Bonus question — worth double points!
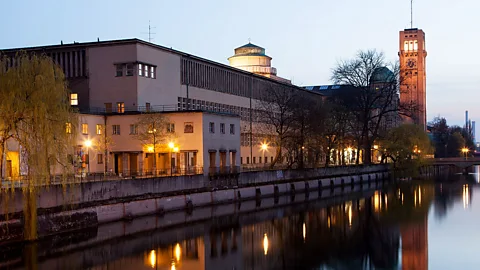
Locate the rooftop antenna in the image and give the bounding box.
[248,38,251,43]
[142,20,156,42]
[410,0,414,28]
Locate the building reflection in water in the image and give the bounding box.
[60,182,445,270]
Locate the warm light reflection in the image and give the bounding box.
[327,216,331,228]
[373,145,379,149]
[463,185,469,209]
[418,187,422,205]
[384,194,388,210]
[302,223,306,241]
[175,243,181,261]
[348,206,352,227]
[263,233,269,255]
[373,191,380,212]
[149,250,156,268]
[171,261,176,270]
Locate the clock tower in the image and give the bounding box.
[399,28,427,128]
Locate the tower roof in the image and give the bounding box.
[371,67,395,84]
[230,42,270,59]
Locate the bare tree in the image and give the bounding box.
[331,50,413,164]
[256,85,299,167]
[134,113,170,174]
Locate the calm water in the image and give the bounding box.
[4,172,480,270]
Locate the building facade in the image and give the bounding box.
[1,39,322,175]
[399,28,427,128]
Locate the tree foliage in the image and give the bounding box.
[382,124,433,167]
[429,116,474,157]
[0,52,77,241]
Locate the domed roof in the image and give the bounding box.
[371,67,395,84]
[236,42,264,50]
[230,42,270,58]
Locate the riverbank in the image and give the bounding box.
[0,164,390,244]
[1,180,389,270]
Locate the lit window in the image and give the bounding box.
[70,93,78,106]
[230,124,235,134]
[409,41,413,51]
[129,124,138,135]
[116,64,123,77]
[117,102,125,113]
[126,64,134,76]
[138,64,143,76]
[97,154,103,164]
[144,65,149,78]
[413,40,418,51]
[167,123,175,133]
[404,41,409,51]
[209,122,215,133]
[66,122,72,134]
[96,124,102,135]
[150,66,155,79]
[82,123,88,134]
[112,125,120,135]
[220,123,225,134]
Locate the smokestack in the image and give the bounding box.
[466,110,469,131]
[473,121,476,143]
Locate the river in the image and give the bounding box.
[2,170,480,270]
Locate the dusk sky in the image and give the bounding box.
[1,0,479,133]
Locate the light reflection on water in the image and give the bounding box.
[6,169,480,270]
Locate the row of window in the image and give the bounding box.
[115,63,156,79]
[71,122,235,135]
[240,156,274,164]
[181,57,296,101]
[403,40,419,52]
[177,97,266,122]
[208,122,235,134]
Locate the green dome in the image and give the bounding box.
[371,67,395,84]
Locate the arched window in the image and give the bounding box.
[404,41,409,51]
[409,41,414,51]
[414,40,418,51]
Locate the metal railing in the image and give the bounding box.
[79,104,179,115]
[0,166,204,187]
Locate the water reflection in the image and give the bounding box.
[6,173,480,270]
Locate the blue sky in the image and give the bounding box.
[1,0,479,132]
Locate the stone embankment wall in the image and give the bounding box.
[0,164,390,243]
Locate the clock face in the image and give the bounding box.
[407,58,417,68]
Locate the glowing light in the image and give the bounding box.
[327,216,331,228]
[373,145,379,150]
[168,142,175,149]
[303,223,306,241]
[418,187,422,206]
[348,206,352,227]
[263,233,269,255]
[147,146,154,153]
[149,250,156,268]
[463,185,469,209]
[171,261,176,270]
[84,139,92,148]
[347,147,352,152]
[175,243,181,262]
[173,147,179,153]
[261,143,268,151]
[373,191,380,212]
[462,148,469,153]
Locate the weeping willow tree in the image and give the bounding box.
[0,53,77,241]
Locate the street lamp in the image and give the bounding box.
[84,139,92,174]
[462,147,469,160]
[260,143,268,166]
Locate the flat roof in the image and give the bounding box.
[1,39,323,97]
